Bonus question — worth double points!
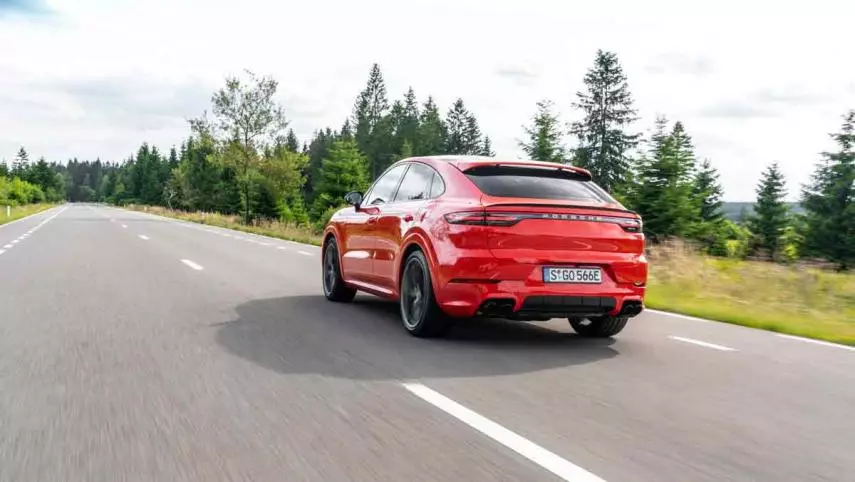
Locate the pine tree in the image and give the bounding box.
[352,63,390,178]
[692,158,724,223]
[445,99,481,154]
[481,136,495,157]
[339,119,353,139]
[12,147,28,178]
[801,110,855,269]
[0,160,9,178]
[311,138,370,219]
[285,129,300,152]
[400,139,414,159]
[416,96,446,155]
[519,99,565,162]
[749,162,790,258]
[570,50,640,192]
[628,117,699,240]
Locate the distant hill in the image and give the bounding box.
[721,202,804,221]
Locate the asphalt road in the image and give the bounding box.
[1,204,853,482]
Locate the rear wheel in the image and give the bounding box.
[569,315,629,337]
[322,238,356,302]
[399,250,449,337]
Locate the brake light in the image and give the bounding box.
[445,210,642,231]
[444,211,522,226]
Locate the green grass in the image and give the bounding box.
[122,205,855,346]
[123,204,324,246]
[646,241,855,346]
[0,203,58,226]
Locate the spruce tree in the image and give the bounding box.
[12,147,28,178]
[629,117,699,240]
[801,110,855,269]
[749,162,790,258]
[692,158,724,223]
[481,136,495,157]
[416,96,446,155]
[285,129,300,152]
[519,99,565,162]
[352,63,390,178]
[311,138,370,219]
[570,50,640,192]
[445,99,481,155]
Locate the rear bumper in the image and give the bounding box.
[437,280,645,320]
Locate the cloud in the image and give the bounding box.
[0,0,49,16]
[494,65,539,86]
[645,53,713,76]
[697,102,777,119]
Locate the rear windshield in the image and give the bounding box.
[464,165,618,204]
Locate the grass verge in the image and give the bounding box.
[120,205,855,346]
[123,204,324,246]
[647,241,855,346]
[0,203,58,226]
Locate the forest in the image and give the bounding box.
[2,50,854,269]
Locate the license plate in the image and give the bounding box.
[543,267,602,284]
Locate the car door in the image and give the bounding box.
[373,162,438,290]
[351,163,409,289]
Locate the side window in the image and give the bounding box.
[429,172,445,198]
[394,163,436,202]
[364,164,408,206]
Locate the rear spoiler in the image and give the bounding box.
[483,202,639,216]
[458,161,592,181]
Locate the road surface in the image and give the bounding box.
[1,204,853,481]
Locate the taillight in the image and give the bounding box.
[444,211,522,226]
[445,210,643,231]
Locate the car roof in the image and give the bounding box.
[401,155,592,180]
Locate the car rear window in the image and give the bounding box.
[464,165,618,203]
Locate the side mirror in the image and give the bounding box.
[344,191,363,209]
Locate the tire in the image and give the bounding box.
[399,250,449,337]
[322,238,357,302]
[569,315,629,337]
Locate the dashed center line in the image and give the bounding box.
[0,249,5,255]
[181,259,204,271]
[11,240,19,244]
[403,383,607,482]
[297,250,313,256]
[138,235,150,241]
[3,244,12,249]
[122,224,128,228]
[668,336,735,352]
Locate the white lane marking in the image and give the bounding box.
[138,235,150,241]
[776,334,855,352]
[647,309,710,323]
[668,336,735,352]
[11,240,19,244]
[122,224,128,228]
[181,259,204,271]
[3,244,12,249]
[403,383,607,482]
[276,246,287,250]
[0,249,5,255]
[20,234,29,238]
[297,250,313,256]
[258,242,273,246]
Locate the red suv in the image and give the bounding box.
[321,156,647,338]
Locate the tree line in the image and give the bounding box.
[2,51,853,268]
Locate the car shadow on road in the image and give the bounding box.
[215,294,621,381]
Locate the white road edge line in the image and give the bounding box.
[647,309,710,323]
[181,259,204,271]
[297,250,313,256]
[668,336,735,352]
[138,235,150,240]
[776,334,855,352]
[403,383,607,482]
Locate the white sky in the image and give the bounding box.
[2,0,854,201]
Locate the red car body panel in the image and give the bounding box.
[323,156,647,320]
